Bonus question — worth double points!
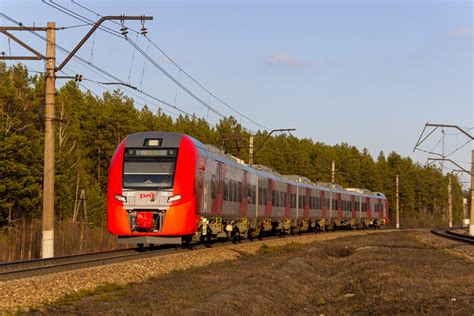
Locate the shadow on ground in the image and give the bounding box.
[37,232,474,315]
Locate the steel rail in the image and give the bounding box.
[430,229,474,245]
[0,247,176,282]
[0,228,389,282]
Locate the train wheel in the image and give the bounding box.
[205,228,213,248]
[232,229,241,244]
[183,237,194,250]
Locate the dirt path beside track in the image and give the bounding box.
[39,231,474,315]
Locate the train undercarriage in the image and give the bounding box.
[194,216,385,243]
[118,215,385,250]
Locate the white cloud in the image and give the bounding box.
[266,52,306,68]
[450,27,474,38]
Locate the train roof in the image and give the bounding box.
[126,132,386,199]
[195,138,384,198]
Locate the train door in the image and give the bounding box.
[285,184,292,218]
[320,190,326,219]
[197,161,205,214]
[379,199,384,220]
[337,193,342,219]
[366,197,372,220]
[240,171,249,216]
[351,195,356,219]
[304,188,311,218]
[264,178,274,217]
[211,162,224,215]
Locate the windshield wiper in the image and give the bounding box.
[150,162,174,202]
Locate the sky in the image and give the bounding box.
[1,0,473,184]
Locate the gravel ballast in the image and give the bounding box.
[1,230,396,313]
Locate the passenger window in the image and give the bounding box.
[238,182,242,203]
[252,185,256,204]
[233,181,238,202]
[211,175,216,199]
[224,179,228,201]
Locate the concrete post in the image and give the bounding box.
[42,22,56,258]
[448,176,452,228]
[396,174,400,229]
[331,160,335,183]
[470,150,474,236]
[248,135,254,165]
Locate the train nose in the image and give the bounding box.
[123,191,172,208]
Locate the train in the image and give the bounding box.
[107,131,389,246]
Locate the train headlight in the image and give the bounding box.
[167,194,182,203]
[115,194,127,203]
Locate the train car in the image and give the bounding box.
[107,131,389,246]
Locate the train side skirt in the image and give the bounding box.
[117,236,183,245]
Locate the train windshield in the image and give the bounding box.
[122,148,178,189]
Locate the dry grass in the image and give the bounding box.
[40,231,474,315]
[0,220,124,262]
[324,243,356,258]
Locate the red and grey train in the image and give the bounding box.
[107,132,388,245]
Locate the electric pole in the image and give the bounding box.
[413,123,474,236]
[331,160,335,183]
[42,22,56,258]
[248,135,254,165]
[396,174,399,229]
[0,15,153,258]
[470,150,474,236]
[448,176,452,228]
[250,128,295,164]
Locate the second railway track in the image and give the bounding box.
[0,246,180,282]
[0,229,394,282]
[0,234,288,282]
[431,229,474,245]
[0,230,353,282]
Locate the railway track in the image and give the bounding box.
[0,246,179,282]
[0,237,264,282]
[0,229,387,282]
[430,229,474,245]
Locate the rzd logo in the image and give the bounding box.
[139,193,155,199]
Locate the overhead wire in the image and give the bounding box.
[445,139,472,158]
[127,32,139,84]
[0,12,216,130]
[59,65,188,121]
[58,22,90,30]
[138,39,149,89]
[22,64,46,74]
[428,137,442,153]
[89,32,96,64]
[43,0,231,126]
[69,0,270,131]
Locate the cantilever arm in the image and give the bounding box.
[426,158,471,175]
[56,15,152,72]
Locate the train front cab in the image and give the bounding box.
[107,132,199,245]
